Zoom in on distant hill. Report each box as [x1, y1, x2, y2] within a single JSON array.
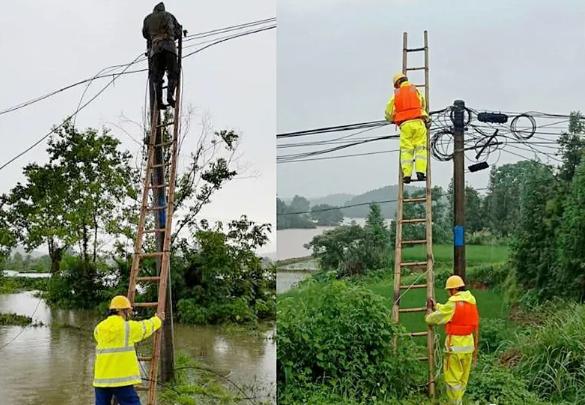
[[339, 185, 424, 218], [309, 193, 355, 207]]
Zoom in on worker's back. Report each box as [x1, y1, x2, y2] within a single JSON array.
[[142, 2, 180, 55]]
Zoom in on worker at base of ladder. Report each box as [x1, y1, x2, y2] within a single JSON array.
[[384, 72, 430, 184], [425, 276, 480, 405], [93, 295, 164, 405]]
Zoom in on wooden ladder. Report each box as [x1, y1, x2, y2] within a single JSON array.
[[391, 31, 435, 397], [126, 37, 183, 405]]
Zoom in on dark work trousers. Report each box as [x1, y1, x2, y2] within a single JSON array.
[[95, 386, 141, 405], [149, 49, 179, 109]]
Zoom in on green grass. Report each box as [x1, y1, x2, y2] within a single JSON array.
[[367, 271, 507, 344], [402, 244, 509, 266]]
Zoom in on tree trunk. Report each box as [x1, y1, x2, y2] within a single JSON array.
[[48, 240, 63, 274]]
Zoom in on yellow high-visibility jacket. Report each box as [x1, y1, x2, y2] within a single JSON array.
[[93, 314, 162, 387], [425, 290, 477, 354], [384, 81, 428, 124]]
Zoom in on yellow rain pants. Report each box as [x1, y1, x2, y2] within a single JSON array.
[[399, 119, 428, 177], [444, 352, 473, 405], [425, 291, 478, 405]]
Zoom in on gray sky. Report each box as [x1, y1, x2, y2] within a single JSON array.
[[277, 0, 585, 199], [0, 0, 275, 254]]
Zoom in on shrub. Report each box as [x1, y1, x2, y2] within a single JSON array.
[[277, 281, 423, 403], [479, 318, 512, 353], [514, 304, 585, 403], [466, 355, 545, 404]]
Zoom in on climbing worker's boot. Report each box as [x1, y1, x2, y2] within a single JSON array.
[[416, 172, 426, 181], [403, 176, 411, 184]]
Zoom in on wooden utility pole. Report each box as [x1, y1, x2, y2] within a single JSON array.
[[452, 100, 466, 280]]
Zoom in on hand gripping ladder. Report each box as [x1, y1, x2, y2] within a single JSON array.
[[125, 36, 182, 405], [391, 31, 436, 397]]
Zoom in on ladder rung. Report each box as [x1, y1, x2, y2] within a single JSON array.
[[136, 276, 161, 282], [401, 218, 426, 224], [149, 142, 174, 147], [138, 252, 165, 258], [416, 356, 429, 361], [151, 163, 168, 168], [404, 331, 429, 337], [157, 122, 173, 128], [414, 84, 426, 88], [133, 302, 159, 308], [402, 239, 427, 245], [404, 197, 426, 203], [399, 306, 427, 313], [144, 228, 167, 233], [146, 205, 167, 211], [405, 47, 425, 52], [400, 283, 427, 289], [406, 67, 426, 71], [401, 261, 427, 267], [137, 356, 153, 362], [147, 183, 169, 189]]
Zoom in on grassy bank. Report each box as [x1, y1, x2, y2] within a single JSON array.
[[278, 244, 585, 404], [0, 276, 49, 294]]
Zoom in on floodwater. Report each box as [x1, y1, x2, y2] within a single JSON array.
[[276, 217, 391, 261], [0, 292, 276, 405], [276, 271, 311, 294]]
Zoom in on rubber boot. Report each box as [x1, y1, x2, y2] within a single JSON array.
[[167, 79, 176, 108], [416, 172, 426, 181], [403, 176, 411, 184]]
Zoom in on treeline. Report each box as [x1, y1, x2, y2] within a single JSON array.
[[277, 196, 343, 229], [0, 120, 275, 324], [2, 252, 51, 273]]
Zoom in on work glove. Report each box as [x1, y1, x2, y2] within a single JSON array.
[[424, 117, 432, 130], [426, 298, 436, 311]]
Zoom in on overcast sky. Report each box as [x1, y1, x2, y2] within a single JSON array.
[[0, 0, 275, 254], [277, 0, 585, 199]]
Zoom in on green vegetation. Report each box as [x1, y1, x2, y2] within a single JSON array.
[[0, 122, 275, 326], [160, 352, 273, 404], [278, 281, 422, 403], [0, 313, 44, 327], [0, 276, 49, 294], [280, 112, 585, 405]]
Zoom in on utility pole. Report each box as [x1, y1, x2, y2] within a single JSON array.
[[452, 100, 466, 280]]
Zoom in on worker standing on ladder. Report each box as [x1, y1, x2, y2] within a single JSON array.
[[384, 72, 429, 184], [93, 295, 164, 405], [425, 276, 479, 405], [142, 2, 182, 110]]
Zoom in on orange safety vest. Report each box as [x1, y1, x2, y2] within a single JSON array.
[[445, 301, 479, 336], [393, 85, 424, 125]]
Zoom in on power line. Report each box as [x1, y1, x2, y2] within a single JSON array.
[[0, 53, 142, 171], [0, 18, 276, 117], [277, 149, 400, 164], [0, 25, 275, 171], [278, 198, 399, 216]]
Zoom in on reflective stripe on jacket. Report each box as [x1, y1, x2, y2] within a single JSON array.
[[93, 315, 162, 387], [384, 81, 428, 125], [425, 291, 479, 354]]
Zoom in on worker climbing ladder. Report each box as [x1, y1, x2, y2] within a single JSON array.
[[391, 31, 436, 397], [126, 36, 183, 405]]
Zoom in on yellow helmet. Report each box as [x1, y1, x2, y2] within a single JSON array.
[[109, 295, 132, 310], [445, 275, 465, 290], [393, 72, 407, 87]]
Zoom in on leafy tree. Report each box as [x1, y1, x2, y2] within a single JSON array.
[[6, 122, 136, 272], [557, 111, 585, 183], [555, 159, 585, 300], [509, 162, 558, 299], [310, 204, 343, 226], [308, 205, 391, 276], [174, 216, 274, 324], [276, 197, 315, 230], [484, 161, 540, 236]]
